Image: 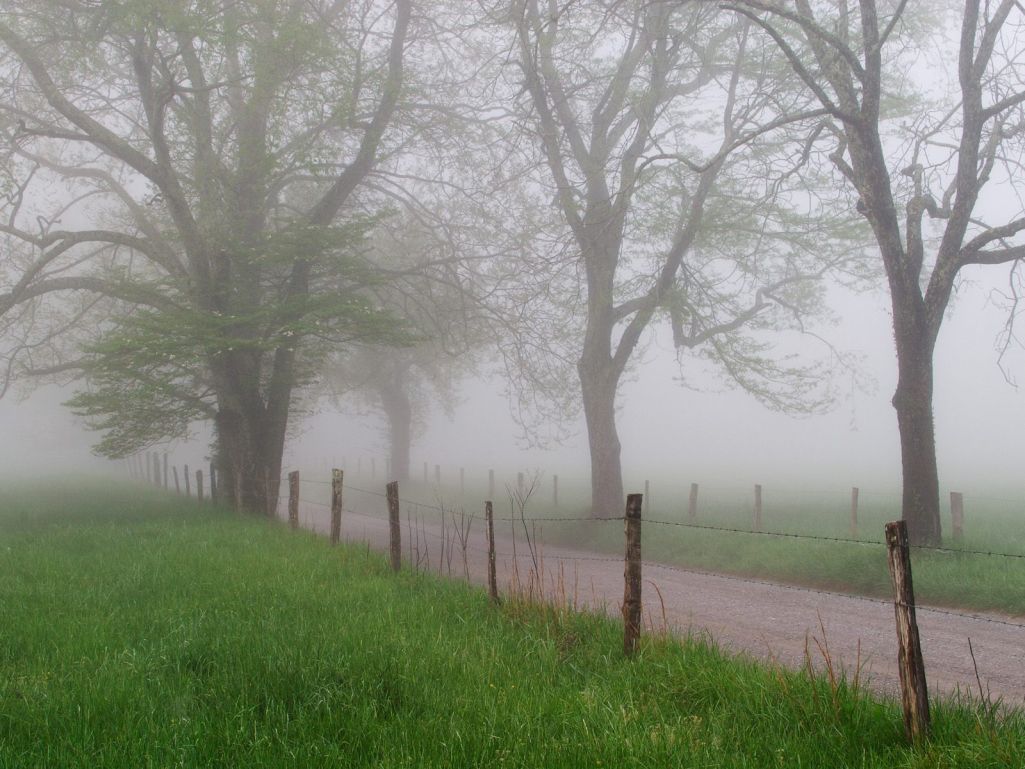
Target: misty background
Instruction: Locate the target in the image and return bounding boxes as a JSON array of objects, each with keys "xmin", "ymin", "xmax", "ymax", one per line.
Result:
[{"xmin": 4, "ymin": 269, "xmax": 1021, "ymax": 495}]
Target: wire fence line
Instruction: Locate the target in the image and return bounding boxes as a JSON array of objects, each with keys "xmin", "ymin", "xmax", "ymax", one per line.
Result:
[
  {"xmin": 133, "ymin": 453, "xmax": 1025, "ymax": 737},
  {"xmin": 284, "ymin": 494, "xmax": 1025, "ymax": 632},
  {"xmin": 287, "ymin": 483, "xmax": 1025, "ymax": 564},
  {"xmin": 297, "ymin": 478, "xmax": 1025, "ymax": 560},
  {"xmin": 162, "ymin": 460, "xmax": 1025, "ymax": 624}
]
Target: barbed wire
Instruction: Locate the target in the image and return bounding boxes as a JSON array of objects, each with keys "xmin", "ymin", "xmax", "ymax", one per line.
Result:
[
  {"xmin": 643, "ymin": 518, "xmax": 883, "ymax": 547},
  {"xmin": 276, "ymin": 476, "xmax": 1025, "ymax": 560},
  {"xmin": 323, "ymin": 508, "xmax": 1025, "ymax": 630},
  {"xmin": 297, "ymin": 497, "xmax": 1025, "ymax": 561},
  {"xmin": 908, "ymin": 543, "xmax": 1025, "ymax": 560}
]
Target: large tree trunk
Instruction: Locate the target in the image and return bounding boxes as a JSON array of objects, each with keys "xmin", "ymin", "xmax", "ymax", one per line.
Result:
[
  {"xmin": 378, "ymin": 378, "xmax": 412, "ymax": 482},
  {"xmin": 891, "ymin": 311, "xmax": 942, "ymax": 547},
  {"xmin": 210, "ymin": 347, "xmax": 292, "ymax": 518},
  {"xmin": 579, "ymin": 363, "xmax": 624, "ymax": 518},
  {"xmin": 214, "ymin": 404, "xmax": 284, "ymax": 517}
]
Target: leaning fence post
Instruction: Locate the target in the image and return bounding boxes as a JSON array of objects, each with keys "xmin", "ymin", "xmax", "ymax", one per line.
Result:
[
  {"xmin": 163, "ymin": 454, "xmax": 169, "ymax": 489},
  {"xmin": 885, "ymin": 520, "xmax": 931, "ymax": 742},
  {"xmin": 623, "ymin": 492, "xmax": 643, "ymax": 657},
  {"xmin": 850, "ymin": 487, "xmax": 860, "ymax": 538},
  {"xmin": 330, "ymin": 469, "xmax": 343, "ymax": 545},
  {"xmin": 753, "ymin": 483, "xmax": 763, "ymax": 531},
  {"xmin": 184, "ymin": 464, "xmax": 191, "ymax": 497},
  {"xmin": 209, "ymin": 461, "xmax": 218, "ymax": 504},
  {"xmin": 950, "ymin": 492, "xmax": 964, "ymax": 541},
  {"xmin": 485, "ymin": 500, "xmax": 499, "ymax": 604},
  {"xmin": 196, "ymin": 469, "xmax": 204, "ymax": 503},
  {"xmin": 387, "ymin": 481, "xmax": 401, "ymax": 573},
  {"xmin": 288, "ymin": 471, "xmax": 299, "ymax": 529},
  {"xmin": 173, "ymin": 465, "xmax": 181, "ymax": 494}
]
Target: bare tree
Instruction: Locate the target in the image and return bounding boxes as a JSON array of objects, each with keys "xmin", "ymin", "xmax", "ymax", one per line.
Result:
[
  {"xmin": 727, "ymin": 0, "xmax": 1025, "ymax": 545},
  {"xmin": 324, "ymin": 218, "xmax": 485, "ymax": 481},
  {"xmin": 495, "ymin": 0, "xmax": 859, "ymax": 515}
]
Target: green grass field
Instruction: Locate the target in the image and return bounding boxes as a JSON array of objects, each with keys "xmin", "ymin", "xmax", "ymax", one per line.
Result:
[
  {"xmin": 334, "ymin": 476, "xmax": 1025, "ymax": 617},
  {"xmin": 2, "ymin": 482, "xmax": 1022, "ymax": 768}
]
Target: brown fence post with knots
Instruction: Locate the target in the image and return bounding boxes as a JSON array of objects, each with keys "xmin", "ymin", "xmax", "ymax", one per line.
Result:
[
  {"xmin": 623, "ymin": 493, "xmax": 643, "ymax": 657},
  {"xmin": 387, "ymin": 481, "xmax": 401, "ymax": 573},
  {"xmin": 753, "ymin": 484, "xmax": 763, "ymax": 531},
  {"xmin": 330, "ymin": 469, "xmax": 343, "ymax": 545},
  {"xmin": 885, "ymin": 520, "xmax": 930, "ymax": 742},
  {"xmin": 950, "ymin": 492, "xmax": 964, "ymax": 541},
  {"xmin": 485, "ymin": 500, "xmax": 499, "ymax": 604},
  {"xmin": 288, "ymin": 471, "xmax": 299, "ymax": 530}
]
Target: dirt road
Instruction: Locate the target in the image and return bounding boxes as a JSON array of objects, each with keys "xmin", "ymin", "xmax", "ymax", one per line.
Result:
[{"xmin": 295, "ymin": 500, "xmax": 1025, "ymax": 707}]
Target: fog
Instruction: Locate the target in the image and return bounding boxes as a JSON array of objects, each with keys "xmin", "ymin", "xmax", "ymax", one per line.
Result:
[
  {"xmin": 5, "ymin": 270, "xmax": 1021, "ymax": 500},
  {"xmin": 1, "ymin": 0, "xmax": 1023, "ymax": 548},
  {"xmin": 256, "ymin": 272, "xmax": 1024, "ymax": 497}
]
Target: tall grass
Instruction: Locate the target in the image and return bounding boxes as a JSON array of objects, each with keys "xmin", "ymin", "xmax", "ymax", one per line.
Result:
[{"xmin": 1, "ymin": 482, "xmax": 1021, "ymax": 768}]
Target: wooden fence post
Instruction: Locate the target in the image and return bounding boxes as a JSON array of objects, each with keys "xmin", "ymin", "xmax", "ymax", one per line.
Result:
[
  {"xmin": 623, "ymin": 492, "xmax": 643, "ymax": 657},
  {"xmin": 196, "ymin": 469, "xmax": 204, "ymax": 503},
  {"xmin": 753, "ymin": 484, "xmax": 763, "ymax": 531},
  {"xmin": 173, "ymin": 465, "xmax": 181, "ymax": 494},
  {"xmin": 387, "ymin": 481, "xmax": 401, "ymax": 573},
  {"xmin": 163, "ymin": 454, "xmax": 169, "ymax": 489},
  {"xmin": 331, "ymin": 469, "xmax": 343, "ymax": 545},
  {"xmin": 850, "ymin": 487, "xmax": 860, "ymax": 538},
  {"xmin": 184, "ymin": 464, "xmax": 191, "ymax": 497},
  {"xmin": 209, "ymin": 461, "xmax": 217, "ymax": 504},
  {"xmin": 288, "ymin": 471, "xmax": 299, "ymax": 529},
  {"xmin": 485, "ymin": 500, "xmax": 499, "ymax": 604},
  {"xmin": 884, "ymin": 520, "xmax": 931, "ymax": 742},
  {"xmin": 950, "ymin": 492, "xmax": 964, "ymax": 541},
  {"xmin": 688, "ymin": 483, "xmax": 698, "ymax": 519},
  {"xmin": 553, "ymin": 474, "xmax": 559, "ymax": 508}
]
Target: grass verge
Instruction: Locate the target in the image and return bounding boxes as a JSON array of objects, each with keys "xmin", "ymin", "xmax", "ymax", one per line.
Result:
[{"xmin": 0, "ymin": 481, "xmax": 1021, "ymax": 768}]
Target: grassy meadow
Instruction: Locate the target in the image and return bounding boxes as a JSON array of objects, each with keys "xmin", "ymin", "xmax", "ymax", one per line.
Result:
[{"xmin": 0, "ymin": 481, "xmax": 1022, "ymax": 768}]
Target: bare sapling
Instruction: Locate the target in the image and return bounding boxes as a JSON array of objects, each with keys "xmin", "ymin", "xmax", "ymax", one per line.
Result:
[{"xmin": 508, "ymin": 470, "xmax": 542, "ymax": 588}]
